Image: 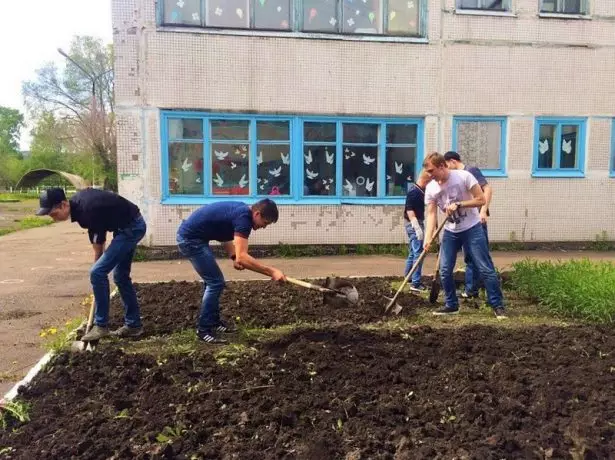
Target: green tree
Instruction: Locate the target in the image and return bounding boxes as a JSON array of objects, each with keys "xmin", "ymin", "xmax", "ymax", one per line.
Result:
[
  {"xmin": 22, "ymin": 36, "xmax": 116, "ymax": 188},
  {"xmin": 0, "ymin": 106, "xmax": 24, "ymax": 155}
]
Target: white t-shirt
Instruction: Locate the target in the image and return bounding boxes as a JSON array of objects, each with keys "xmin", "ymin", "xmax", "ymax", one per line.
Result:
[{"xmin": 425, "ymin": 169, "xmax": 480, "ymax": 233}]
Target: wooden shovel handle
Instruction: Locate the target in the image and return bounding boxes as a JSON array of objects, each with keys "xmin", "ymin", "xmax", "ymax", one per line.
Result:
[{"xmin": 286, "ymin": 277, "xmax": 333, "ymax": 294}]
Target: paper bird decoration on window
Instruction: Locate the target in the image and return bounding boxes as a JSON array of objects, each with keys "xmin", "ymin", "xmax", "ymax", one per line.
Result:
[
  {"xmin": 214, "ymin": 150, "xmax": 229, "ymax": 160},
  {"xmin": 538, "ymin": 139, "xmax": 549, "ymax": 155},
  {"xmin": 231, "ymin": 162, "xmax": 237, "ymax": 169},
  {"xmin": 326, "ymin": 150, "xmax": 334, "ymax": 164},
  {"xmin": 181, "ymin": 158, "xmax": 192, "ymax": 172},
  {"xmin": 562, "ymin": 139, "xmax": 572, "ymax": 154},
  {"xmin": 238, "ymin": 174, "xmax": 248, "ymax": 188},
  {"xmin": 304, "ymin": 150, "xmax": 313, "ymax": 165},
  {"xmin": 213, "ymin": 173, "xmax": 224, "ymax": 187},
  {"xmin": 306, "ymin": 169, "xmax": 319, "ymax": 179},
  {"xmin": 343, "ymin": 179, "xmax": 354, "ymax": 193},
  {"xmin": 269, "ymin": 166, "xmax": 282, "ymax": 177},
  {"xmin": 365, "ymin": 178, "xmax": 375, "ymax": 192},
  {"xmin": 395, "ymin": 161, "xmax": 403, "ymax": 174},
  {"xmin": 257, "ymin": 151, "xmax": 263, "ymax": 165},
  {"xmin": 363, "ymin": 154, "xmax": 375, "ymax": 165},
  {"xmin": 281, "ymin": 152, "xmax": 290, "ymax": 165}
]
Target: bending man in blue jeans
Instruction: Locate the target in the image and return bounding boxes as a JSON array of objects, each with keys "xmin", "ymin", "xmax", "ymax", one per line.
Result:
[
  {"xmin": 177, "ymin": 199, "xmax": 287, "ymax": 343},
  {"xmin": 422, "ymin": 153, "xmax": 507, "ymax": 319},
  {"xmin": 403, "ymin": 170, "xmax": 430, "ymax": 292},
  {"xmin": 36, "ymin": 187, "xmax": 147, "ymax": 341}
]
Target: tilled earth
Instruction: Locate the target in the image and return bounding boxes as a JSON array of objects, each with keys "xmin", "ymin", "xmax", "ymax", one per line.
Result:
[{"xmin": 1, "ymin": 278, "xmax": 614, "ymax": 460}]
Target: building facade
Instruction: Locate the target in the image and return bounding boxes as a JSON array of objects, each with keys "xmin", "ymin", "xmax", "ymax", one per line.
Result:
[{"xmin": 112, "ymin": 0, "xmax": 615, "ymax": 246}]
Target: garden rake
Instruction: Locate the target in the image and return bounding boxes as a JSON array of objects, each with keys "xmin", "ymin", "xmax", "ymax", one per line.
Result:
[{"xmin": 384, "ymin": 217, "xmax": 448, "ymax": 314}]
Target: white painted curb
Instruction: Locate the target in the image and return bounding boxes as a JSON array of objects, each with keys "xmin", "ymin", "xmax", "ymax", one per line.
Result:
[
  {"xmin": 1, "ymin": 289, "xmax": 119, "ymax": 405},
  {"xmin": 1, "ymin": 352, "xmax": 53, "ymax": 404}
]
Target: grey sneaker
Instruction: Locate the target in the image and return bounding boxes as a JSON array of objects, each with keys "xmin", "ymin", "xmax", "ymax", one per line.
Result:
[
  {"xmin": 432, "ymin": 306, "xmax": 460, "ymax": 316},
  {"xmin": 111, "ymin": 325, "xmax": 144, "ymax": 338},
  {"xmin": 409, "ymin": 284, "xmax": 427, "ymax": 293},
  {"xmin": 81, "ymin": 325, "xmax": 110, "ymax": 342},
  {"xmin": 493, "ymin": 307, "xmax": 508, "ymax": 320}
]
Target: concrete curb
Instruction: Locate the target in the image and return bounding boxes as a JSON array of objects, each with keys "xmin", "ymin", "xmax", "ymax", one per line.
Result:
[{"xmin": 1, "ymin": 289, "xmax": 119, "ymax": 405}]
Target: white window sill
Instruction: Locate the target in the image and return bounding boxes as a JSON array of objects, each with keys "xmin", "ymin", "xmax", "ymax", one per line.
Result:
[
  {"xmin": 454, "ymin": 9, "xmax": 516, "ymax": 18},
  {"xmin": 156, "ymin": 26, "xmax": 429, "ymax": 44},
  {"xmin": 538, "ymin": 12, "xmax": 591, "ymax": 20}
]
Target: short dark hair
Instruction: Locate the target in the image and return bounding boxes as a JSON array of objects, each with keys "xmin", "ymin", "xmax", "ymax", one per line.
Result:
[
  {"xmin": 253, "ymin": 198, "xmax": 279, "ymax": 223},
  {"xmin": 444, "ymin": 151, "xmax": 461, "ymax": 162}
]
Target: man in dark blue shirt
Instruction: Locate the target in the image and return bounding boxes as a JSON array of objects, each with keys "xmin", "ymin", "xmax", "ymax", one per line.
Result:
[
  {"xmin": 444, "ymin": 151, "xmax": 493, "ymax": 299},
  {"xmin": 36, "ymin": 187, "xmax": 147, "ymax": 341},
  {"xmin": 403, "ymin": 170, "xmax": 430, "ymax": 292},
  {"xmin": 176, "ymin": 199, "xmax": 286, "ymax": 343}
]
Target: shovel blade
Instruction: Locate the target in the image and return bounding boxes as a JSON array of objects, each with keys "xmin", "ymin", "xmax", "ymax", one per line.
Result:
[{"xmin": 384, "ymin": 296, "xmax": 403, "ymax": 315}]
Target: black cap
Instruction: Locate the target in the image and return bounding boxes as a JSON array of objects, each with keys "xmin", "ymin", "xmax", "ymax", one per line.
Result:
[
  {"xmin": 36, "ymin": 188, "xmax": 67, "ymax": 216},
  {"xmin": 444, "ymin": 151, "xmax": 461, "ymax": 162}
]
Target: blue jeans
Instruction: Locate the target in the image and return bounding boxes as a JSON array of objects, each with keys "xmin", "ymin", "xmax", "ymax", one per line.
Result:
[
  {"xmin": 176, "ymin": 236, "xmax": 224, "ymax": 332},
  {"xmin": 440, "ymin": 223, "xmax": 503, "ymax": 309},
  {"xmin": 90, "ymin": 216, "xmax": 146, "ymax": 328},
  {"xmin": 464, "ymin": 223, "xmax": 490, "ymax": 296},
  {"xmin": 404, "ymin": 221, "xmax": 424, "ymax": 286}
]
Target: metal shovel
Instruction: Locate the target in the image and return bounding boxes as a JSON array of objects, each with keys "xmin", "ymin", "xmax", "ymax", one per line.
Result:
[
  {"xmin": 286, "ymin": 277, "xmax": 360, "ymax": 305},
  {"xmin": 384, "ymin": 217, "xmax": 448, "ymax": 314},
  {"xmin": 70, "ymin": 296, "xmax": 97, "ymax": 352}
]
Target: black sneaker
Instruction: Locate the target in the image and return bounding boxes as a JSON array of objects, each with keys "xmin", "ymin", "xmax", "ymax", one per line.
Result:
[
  {"xmin": 432, "ymin": 306, "xmax": 460, "ymax": 316},
  {"xmin": 197, "ymin": 329, "xmax": 228, "ymax": 344},
  {"xmin": 215, "ymin": 320, "xmax": 237, "ymax": 334},
  {"xmin": 493, "ymin": 307, "xmax": 508, "ymax": 320}
]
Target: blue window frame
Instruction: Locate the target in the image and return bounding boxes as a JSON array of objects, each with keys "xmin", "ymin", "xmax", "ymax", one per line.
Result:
[
  {"xmin": 158, "ymin": 0, "xmax": 427, "ymax": 38},
  {"xmin": 610, "ymin": 118, "xmax": 615, "ymax": 178},
  {"xmin": 451, "ymin": 116, "xmax": 507, "ymax": 177},
  {"xmin": 533, "ymin": 117, "xmax": 586, "ymax": 178},
  {"xmin": 161, "ymin": 112, "xmax": 424, "ymax": 205}
]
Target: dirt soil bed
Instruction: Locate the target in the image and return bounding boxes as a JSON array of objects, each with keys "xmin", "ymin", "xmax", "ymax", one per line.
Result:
[
  {"xmin": 2, "ymin": 278, "xmax": 615, "ymax": 460},
  {"xmin": 115, "ymin": 277, "xmax": 427, "ymax": 333}
]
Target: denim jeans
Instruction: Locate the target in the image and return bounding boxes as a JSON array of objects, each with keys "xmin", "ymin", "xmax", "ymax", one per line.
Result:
[
  {"xmin": 90, "ymin": 215, "xmax": 146, "ymax": 328},
  {"xmin": 464, "ymin": 223, "xmax": 490, "ymax": 296},
  {"xmin": 440, "ymin": 223, "xmax": 503, "ymax": 309},
  {"xmin": 176, "ymin": 236, "xmax": 224, "ymax": 332},
  {"xmin": 404, "ymin": 221, "xmax": 424, "ymax": 286}
]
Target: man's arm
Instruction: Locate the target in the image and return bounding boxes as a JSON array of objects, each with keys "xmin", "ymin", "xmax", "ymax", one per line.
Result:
[
  {"xmin": 92, "ymin": 243, "xmax": 104, "ymax": 262},
  {"xmin": 406, "ymin": 210, "xmax": 424, "ymax": 240},
  {"xmin": 480, "ymin": 184, "xmax": 493, "ymax": 223},
  {"xmin": 222, "ymin": 241, "xmax": 235, "ymax": 258},
  {"xmin": 88, "ymin": 229, "xmax": 106, "ymax": 262},
  {"xmin": 234, "ymin": 236, "xmax": 286, "ymax": 281},
  {"xmin": 423, "ymin": 202, "xmax": 438, "ymax": 251}
]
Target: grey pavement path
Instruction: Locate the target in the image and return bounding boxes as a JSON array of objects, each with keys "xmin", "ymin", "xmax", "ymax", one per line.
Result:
[{"xmin": 2, "ymin": 221, "xmax": 615, "ymax": 395}]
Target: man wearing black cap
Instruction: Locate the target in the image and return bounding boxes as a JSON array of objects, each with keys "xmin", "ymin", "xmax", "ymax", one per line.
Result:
[
  {"xmin": 443, "ymin": 151, "xmax": 493, "ymax": 299},
  {"xmin": 36, "ymin": 187, "xmax": 147, "ymax": 341}
]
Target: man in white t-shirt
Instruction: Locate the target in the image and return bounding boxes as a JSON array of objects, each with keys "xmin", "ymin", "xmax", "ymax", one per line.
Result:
[{"xmin": 422, "ymin": 152, "xmax": 506, "ymax": 319}]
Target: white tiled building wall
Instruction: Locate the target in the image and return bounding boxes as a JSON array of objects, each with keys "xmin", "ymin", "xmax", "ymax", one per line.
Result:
[{"xmin": 113, "ymin": 0, "xmax": 615, "ymax": 246}]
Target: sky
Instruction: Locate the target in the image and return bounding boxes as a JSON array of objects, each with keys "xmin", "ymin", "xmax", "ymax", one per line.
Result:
[{"xmin": 0, "ymin": 0, "xmax": 113, "ymax": 150}]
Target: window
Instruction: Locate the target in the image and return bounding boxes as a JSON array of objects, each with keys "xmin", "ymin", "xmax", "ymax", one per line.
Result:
[
  {"xmin": 451, "ymin": 117, "xmax": 507, "ymax": 176},
  {"xmin": 540, "ymin": 0, "xmax": 588, "ymax": 14},
  {"xmin": 533, "ymin": 118, "xmax": 586, "ymax": 177},
  {"xmin": 160, "ymin": 0, "xmax": 424, "ymax": 37},
  {"xmin": 610, "ymin": 119, "xmax": 615, "ymax": 177},
  {"xmin": 161, "ymin": 113, "xmax": 423, "ymax": 203},
  {"xmin": 457, "ymin": 0, "xmax": 510, "ymax": 11}
]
